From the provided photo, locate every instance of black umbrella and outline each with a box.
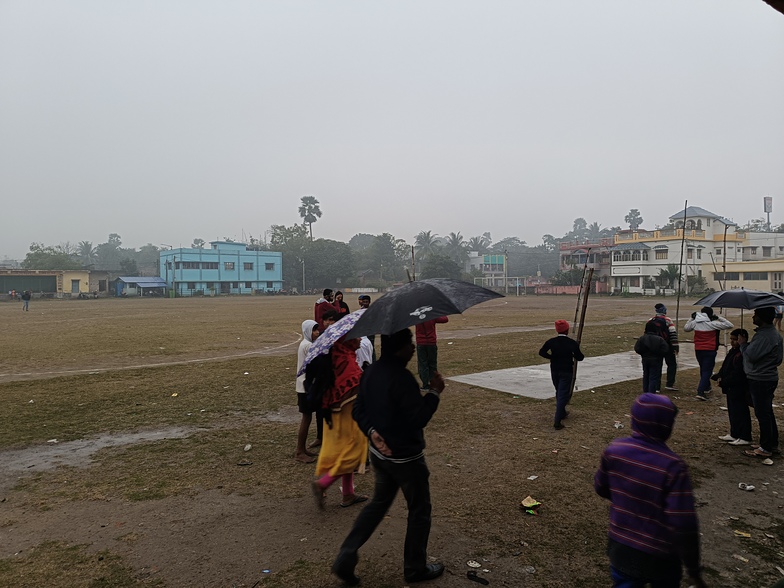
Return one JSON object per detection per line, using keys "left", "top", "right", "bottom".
{"left": 694, "top": 289, "right": 784, "bottom": 310}
{"left": 344, "top": 279, "right": 504, "bottom": 338}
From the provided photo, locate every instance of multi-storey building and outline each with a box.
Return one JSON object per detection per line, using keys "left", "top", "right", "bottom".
{"left": 159, "top": 241, "right": 283, "bottom": 296}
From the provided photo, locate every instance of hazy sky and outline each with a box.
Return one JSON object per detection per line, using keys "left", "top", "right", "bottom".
{"left": 2, "top": 1, "right": 783, "bottom": 260}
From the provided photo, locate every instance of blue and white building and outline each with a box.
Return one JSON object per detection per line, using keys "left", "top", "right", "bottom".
{"left": 159, "top": 241, "right": 283, "bottom": 296}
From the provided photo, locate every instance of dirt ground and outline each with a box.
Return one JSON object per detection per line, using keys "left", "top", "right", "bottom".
{"left": 1, "top": 296, "right": 783, "bottom": 588}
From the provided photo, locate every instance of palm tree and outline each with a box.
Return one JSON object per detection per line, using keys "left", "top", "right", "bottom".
{"left": 657, "top": 264, "right": 681, "bottom": 289}
{"left": 467, "top": 234, "right": 491, "bottom": 253}
{"left": 298, "top": 195, "right": 322, "bottom": 241}
{"left": 414, "top": 230, "right": 440, "bottom": 260}
{"left": 77, "top": 241, "right": 96, "bottom": 265}
{"left": 445, "top": 232, "right": 468, "bottom": 264}
{"left": 586, "top": 222, "right": 603, "bottom": 241}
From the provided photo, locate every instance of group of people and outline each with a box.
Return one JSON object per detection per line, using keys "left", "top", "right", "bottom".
{"left": 293, "top": 290, "right": 782, "bottom": 587}
{"left": 633, "top": 302, "right": 783, "bottom": 460}
{"left": 295, "top": 288, "right": 447, "bottom": 584}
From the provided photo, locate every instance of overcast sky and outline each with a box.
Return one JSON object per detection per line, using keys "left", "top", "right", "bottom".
{"left": 1, "top": 1, "right": 783, "bottom": 260}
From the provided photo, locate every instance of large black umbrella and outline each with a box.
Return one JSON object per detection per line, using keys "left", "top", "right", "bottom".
{"left": 344, "top": 278, "right": 504, "bottom": 339}
{"left": 694, "top": 289, "right": 784, "bottom": 310}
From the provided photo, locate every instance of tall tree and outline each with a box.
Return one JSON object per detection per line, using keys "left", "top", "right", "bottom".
{"left": 298, "top": 195, "right": 322, "bottom": 241}
{"left": 467, "top": 234, "right": 491, "bottom": 253}
{"left": 657, "top": 264, "right": 681, "bottom": 289}
{"left": 77, "top": 241, "right": 96, "bottom": 265}
{"left": 624, "top": 209, "right": 644, "bottom": 230}
{"left": 22, "top": 243, "right": 81, "bottom": 270}
{"left": 414, "top": 230, "right": 441, "bottom": 260}
{"left": 444, "top": 232, "right": 468, "bottom": 265}
{"left": 420, "top": 253, "right": 462, "bottom": 280}
{"left": 192, "top": 238, "right": 205, "bottom": 248}
{"left": 586, "top": 222, "right": 603, "bottom": 241}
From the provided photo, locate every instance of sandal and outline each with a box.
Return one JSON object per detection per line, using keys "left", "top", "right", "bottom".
{"left": 744, "top": 448, "right": 773, "bottom": 458}
{"left": 340, "top": 494, "right": 369, "bottom": 508}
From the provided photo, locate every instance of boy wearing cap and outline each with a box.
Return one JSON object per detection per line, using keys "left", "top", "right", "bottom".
{"left": 652, "top": 303, "right": 680, "bottom": 391}
{"left": 538, "top": 320, "right": 584, "bottom": 430}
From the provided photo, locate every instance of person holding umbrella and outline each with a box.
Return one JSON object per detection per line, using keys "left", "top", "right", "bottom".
{"left": 739, "top": 307, "right": 783, "bottom": 459}
{"left": 684, "top": 306, "right": 733, "bottom": 401}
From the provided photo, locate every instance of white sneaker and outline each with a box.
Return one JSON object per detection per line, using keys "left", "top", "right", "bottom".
{"left": 665, "top": 386, "right": 679, "bottom": 391}
{"left": 729, "top": 439, "right": 751, "bottom": 446}
{"left": 718, "top": 434, "right": 737, "bottom": 442}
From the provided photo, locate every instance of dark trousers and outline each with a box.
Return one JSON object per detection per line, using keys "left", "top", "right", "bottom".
{"left": 338, "top": 453, "right": 432, "bottom": 577}
{"left": 749, "top": 378, "right": 779, "bottom": 453}
{"left": 694, "top": 350, "right": 717, "bottom": 393}
{"left": 610, "top": 566, "right": 681, "bottom": 588}
{"left": 725, "top": 387, "right": 752, "bottom": 441}
{"left": 552, "top": 370, "right": 572, "bottom": 425}
{"left": 417, "top": 345, "right": 438, "bottom": 389}
{"left": 664, "top": 351, "right": 677, "bottom": 387}
{"left": 641, "top": 357, "right": 664, "bottom": 393}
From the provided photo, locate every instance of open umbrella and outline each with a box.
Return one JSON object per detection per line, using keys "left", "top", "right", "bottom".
{"left": 694, "top": 289, "right": 784, "bottom": 310}
{"left": 344, "top": 278, "right": 504, "bottom": 339}
{"left": 296, "top": 309, "right": 365, "bottom": 376}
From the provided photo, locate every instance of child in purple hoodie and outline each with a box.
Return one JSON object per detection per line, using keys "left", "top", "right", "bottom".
{"left": 595, "top": 393, "right": 706, "bottom": 588}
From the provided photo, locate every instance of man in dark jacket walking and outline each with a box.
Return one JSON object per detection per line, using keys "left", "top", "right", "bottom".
{"left": 539, "top": 319, "right": 584, "bottom": 430}
{"left": 740, "top": 307, "right": 783, "bottom": 458}
{"left": 332, "top": 328, "right": 445, "bottom": 586}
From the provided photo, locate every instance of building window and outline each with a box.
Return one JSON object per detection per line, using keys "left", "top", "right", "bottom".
{"left": 632, "top": 251, "right": 641, "bottom": 261}
{"left": 182, "top": 262, "right": 199, "bottom": 269}
{"left": 265, "top": 262, "right": 275, "bottom": 271}
{"left": 744, "top": 272, "right": 768, "bottom": 280}
{"left": 244, "top": 262, "right": 254, "bottom": 270}
{"left": 206, "top": 282, "right": 214, "bottom": 289}
{"left": 714, "top": 272, "right": 740, "bottom": 281}
{"left": 697, "top": 249, "right": 702, "bottom": 259}
{"left": 715, "top": 249, "right": 722, "bottom": 256}
{"left": 613, "top": 252, "right": 621, "bottom": 262}
{"left": 707, "top": 218, "right": 711, "bottom": 226}
{"left": 750, "top": 247, "right": 758, "bottom": 255}
{"left": 232, "top": 282, "right": 238, "bottom": 288}
{"left": 266, "top": 281, "right": 273, "bottom": 288}
{"left": 245, "top": 281, "right": 252, "bottom": 288}
{"left": 763, "top": 247, "right": 772, "bottom": 257}
{"left": 167, "top": 261, "right": 173, "bottom": 269}
{"left": 224, "top": 262, "right": 235, "bottom": 270}
{"left": 187, "top": 282, "right": 196, "bottom": 289}
{"left": 655, "top": 250, "right": 668, "bottom": 260}
{"left": 203, "top": 262, "right": 218, "bottom": 270}
{"left": 687, "top": 249, "right": 693, "bottom": 260}
{"left": 630, "top": 277, "right": 640, "bottom": 287}
{"left": 642, "top": 251, "right": 648, "bottom": 261}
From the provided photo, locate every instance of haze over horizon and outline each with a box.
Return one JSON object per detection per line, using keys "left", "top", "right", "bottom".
{"left": 2, "top": 1, "right": 783, "bottom": 261}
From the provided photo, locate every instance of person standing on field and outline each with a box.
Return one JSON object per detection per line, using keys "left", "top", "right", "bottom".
{"left": 684, "top": 306, "right": 733, "bottom": 401}
{"left": 652, "top": 303, "right": 680, "bottom": 391}
{"left": 539, "top": 319, "right": 584, "bottom": 430}
{"left": 415, "top": 316, "right": 448, "bottom": 390}
{"left": 21, "top": 290, "right": 31, "bottom": 311}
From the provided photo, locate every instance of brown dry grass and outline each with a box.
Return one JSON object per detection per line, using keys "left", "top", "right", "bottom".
{"left": 0, "top": 295, "right": 781, "bottom": 588}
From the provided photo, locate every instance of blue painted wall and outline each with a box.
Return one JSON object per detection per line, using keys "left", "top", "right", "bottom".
{"left": 159, "top": 241, "right": 283, "bottom": 296}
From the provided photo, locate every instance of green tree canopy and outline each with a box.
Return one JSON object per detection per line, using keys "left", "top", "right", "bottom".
{"left": 625, "top": 209, "right": 644, "bottom": 230}
{"left": 420, "top": 253, "right": 462, "bottom": 280}
{"left": 298, "top": 195, "right": 322, "bottom": 241}
{"left": 22, "top": 243, "right": 82, "bottom": 270}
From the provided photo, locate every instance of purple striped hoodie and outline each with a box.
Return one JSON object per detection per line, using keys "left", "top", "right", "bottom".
{"left": 594, "top": 393, "right": 701, "bottom": 576}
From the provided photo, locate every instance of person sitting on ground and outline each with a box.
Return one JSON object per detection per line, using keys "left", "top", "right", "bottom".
{"left": 684, "top": 306, "right": 733, "bottom": 401}
{"left": 634, "top": 319, "right": 670, "bottom": 394}
{"left": 538, "top": 319, "right": 584, "bottom": 430}
{"left": 595, "top": 393, "right": 707, "bottom": 588}
{"left": 713, "top": 328, "right": 751, "bottom": 446}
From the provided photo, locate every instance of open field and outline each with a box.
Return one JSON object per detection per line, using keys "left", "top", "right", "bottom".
{"left": 1, "top": 295, "right": 783, "bottom": 587}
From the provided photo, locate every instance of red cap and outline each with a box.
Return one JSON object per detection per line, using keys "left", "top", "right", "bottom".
{"left": 555, "top": 320, "right": 570, "bottom": 334}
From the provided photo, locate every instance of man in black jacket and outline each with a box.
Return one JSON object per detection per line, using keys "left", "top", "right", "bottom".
{"left": 539, "top": 319, "right": 584, "bottom": 430}
{"left": 332, "top": 328, "right": 445, "bottom": 585}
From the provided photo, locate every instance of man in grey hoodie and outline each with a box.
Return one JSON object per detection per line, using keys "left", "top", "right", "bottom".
{"left": 739, "top": 306, "right": 783, "bottom": 458}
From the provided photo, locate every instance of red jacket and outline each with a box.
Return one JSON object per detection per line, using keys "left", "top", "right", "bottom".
{"left": 415, "top": 317, "right": 449, "bottom": 345}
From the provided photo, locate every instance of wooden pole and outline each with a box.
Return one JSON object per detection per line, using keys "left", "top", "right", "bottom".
{"left": 675, "top": 201, "right": 688, "bottom": 328}
{"left": 569, "top": 267, "right": 593, "bottom": 403}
